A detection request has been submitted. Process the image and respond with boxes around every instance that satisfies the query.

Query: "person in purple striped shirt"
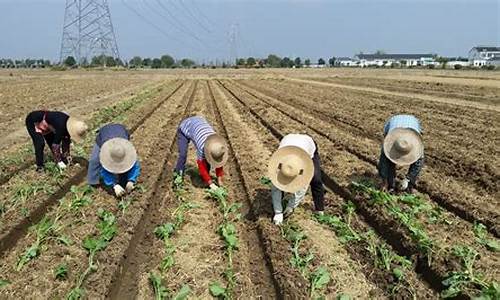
[378,114,424,193]
[174,116,228,190]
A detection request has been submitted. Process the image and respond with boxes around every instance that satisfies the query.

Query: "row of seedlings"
[148,172,197,300]
[352,181,499,299]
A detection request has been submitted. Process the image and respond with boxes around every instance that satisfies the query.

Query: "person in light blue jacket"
[378,115,424,193]
[87,123,140,197]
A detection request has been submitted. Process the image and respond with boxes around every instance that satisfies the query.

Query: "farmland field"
[0,68,498,299]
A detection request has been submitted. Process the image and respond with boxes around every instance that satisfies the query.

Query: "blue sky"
[0,0,498,62]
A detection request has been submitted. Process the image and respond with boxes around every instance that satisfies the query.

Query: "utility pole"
[228,23,239,66]
[59,0,120,65]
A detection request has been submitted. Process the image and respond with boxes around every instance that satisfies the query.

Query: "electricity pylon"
[59,0,120,65]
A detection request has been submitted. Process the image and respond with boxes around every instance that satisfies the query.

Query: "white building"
[468,46,500,67]
[335,57,357,67]
[355,54,436,67]
[445,58,470,69]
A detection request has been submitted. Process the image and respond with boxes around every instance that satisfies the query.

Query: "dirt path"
[285,77,500,112]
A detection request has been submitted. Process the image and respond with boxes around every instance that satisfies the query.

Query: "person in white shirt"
[267,134,325,225]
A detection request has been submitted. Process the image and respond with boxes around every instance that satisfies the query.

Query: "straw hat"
[383,128,424,166]
[268,146,314,193]
[204,134,228,168]
[99,138,137,174]
[66,117,88,143]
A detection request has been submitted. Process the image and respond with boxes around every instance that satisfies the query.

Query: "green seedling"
[209,281,229,299]
[0,279,10,288]
[283,224,315,276]
[315,213,361,244]
[9,180,54,211]
[336,294,353,300]
[68,185,93,212]
[67,210,117,299]
[441,245,493,298]
[172,285,191,300]
[150,272,169,300]
[16,215,62,271]
[54,263,68,280]
[309,266,331,299]
[473,223,499,252]
[259,176,272,187]
[155,223,176,240]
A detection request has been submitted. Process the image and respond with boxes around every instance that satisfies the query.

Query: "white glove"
[113,185,126,197]
[399,179,409,191]
[57,161,67,169]
[209,183,219,191]
[273,213,283,225]
[126,181,135,193]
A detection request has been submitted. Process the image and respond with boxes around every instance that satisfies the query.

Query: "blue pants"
[175,128,190,172]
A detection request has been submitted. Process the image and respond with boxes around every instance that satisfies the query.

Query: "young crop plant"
[259,176,272,187]
[205,186,242,299]
[314,201,361,244]
[67,209,117,299]
[8,179,54,213]
[441,245,499,298]
[352,181,436,266]
[54,263,69,280]
[0,279,10,288]
[309,266,331,299]
[473,222,499,252]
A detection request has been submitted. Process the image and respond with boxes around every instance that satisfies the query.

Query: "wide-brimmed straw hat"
[383,128,424,166]
[204,134,228,168]
[99,138,137,174]
[66,117,88,143]
[268,146,314,193]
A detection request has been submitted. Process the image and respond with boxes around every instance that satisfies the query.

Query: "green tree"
[129,56,143,68]
[304,58,311,67]
[280,57,293,68]
[328,57,336,67]
[142,58,152,67]
[375,49,386,55]
[180,58,195,68]
[266,54,281,68]
[246,57,256,66]
[151,58,162,69]
[64,56,77,67]
[160,55,175,68]
[318,58,326,65]
[236,58,246,66]
[435,56,448,69]
[294,57,302,68]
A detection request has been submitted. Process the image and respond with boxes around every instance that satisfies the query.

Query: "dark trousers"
[27,127,70,167]
[175,128,189,172]
[378,148,424,189]
[311,147,325,211]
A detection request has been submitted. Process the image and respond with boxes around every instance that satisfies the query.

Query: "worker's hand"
[36,166,44,173]
[209,183,219,191]
[125,181,135,193]
[65,156,73,166]
[284,206,294,218]
[217,176,224,186]
[398,179,410,191]
[113,184,126,198]
[57,161,67,169]
[273,213,284,225]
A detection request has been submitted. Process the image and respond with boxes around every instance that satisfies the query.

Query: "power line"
[174,0,212,33]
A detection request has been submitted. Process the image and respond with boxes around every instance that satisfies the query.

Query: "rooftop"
[357,54,435,60]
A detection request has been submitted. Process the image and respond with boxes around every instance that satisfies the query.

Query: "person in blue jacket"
[87,123,140,197]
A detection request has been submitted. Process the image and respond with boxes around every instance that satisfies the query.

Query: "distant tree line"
[234,54,335,68]
[0,58,52,68]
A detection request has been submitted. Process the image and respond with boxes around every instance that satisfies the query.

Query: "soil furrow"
[231,80,500,238]
[0,81,185,259]
[107,81,198,299]
[217,79,499,297]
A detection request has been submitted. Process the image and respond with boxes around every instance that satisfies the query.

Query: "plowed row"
[0,74,498,299]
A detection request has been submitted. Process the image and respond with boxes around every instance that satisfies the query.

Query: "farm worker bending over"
[378,114,424,193]
[268,134,325,225]
[26,110,88,172]
[174,116,228,190]
[87,123,140,198]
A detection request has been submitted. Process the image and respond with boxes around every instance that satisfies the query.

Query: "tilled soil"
[0,72,498,299]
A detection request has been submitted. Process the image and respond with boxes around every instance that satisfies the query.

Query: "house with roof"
[335,57,357,67]
[468,46,500,67]
[355,53,436,67]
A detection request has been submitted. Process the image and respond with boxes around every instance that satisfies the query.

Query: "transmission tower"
[228,23,239,65]
[59,0,120,65]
